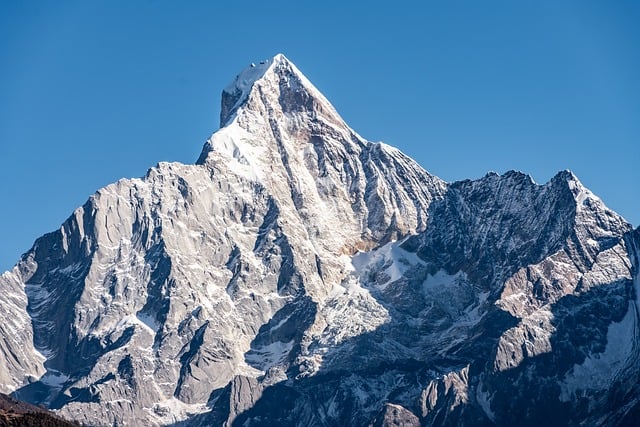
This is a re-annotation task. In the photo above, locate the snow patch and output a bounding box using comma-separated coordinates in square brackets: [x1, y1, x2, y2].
[206, 125, 265, 181]
[39, 369, 69, 389]
[352, 238, 424, 290]
[147, 397, 209, 425]
[567, 174, 601, 212]
[224, 59, 274, 99]
[235, 361, 264, 379]
[245, 340, 294, 371]
[422, 270, 467, 293]
[135, 312, 160, 334]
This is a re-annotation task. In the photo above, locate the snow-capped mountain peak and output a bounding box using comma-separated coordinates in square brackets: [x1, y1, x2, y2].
[218, 53, 342, 129]
[197, 53, 359, 180]
[0, 55, 638, 427]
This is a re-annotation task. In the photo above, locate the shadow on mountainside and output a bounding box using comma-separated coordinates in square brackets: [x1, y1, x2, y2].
[12, 202, 98, 406]
[217, 232, 636, 427]
[14, 215, 173, 410]
[169, 174, 640, 426]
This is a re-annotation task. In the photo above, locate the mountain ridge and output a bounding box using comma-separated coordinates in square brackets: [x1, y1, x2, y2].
[0, 54, 638, 426]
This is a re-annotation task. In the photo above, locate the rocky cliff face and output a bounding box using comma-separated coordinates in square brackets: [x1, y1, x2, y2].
[0, 54, 637, 426]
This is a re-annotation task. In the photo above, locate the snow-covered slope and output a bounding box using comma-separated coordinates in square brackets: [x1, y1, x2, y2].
[0, 54, 638, 427]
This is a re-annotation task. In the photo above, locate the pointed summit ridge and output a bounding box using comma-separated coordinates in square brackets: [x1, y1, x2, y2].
[220, 55, 281, 123]
[198, 53, 363, 172]
[197, 53, 445, 247]
[219, 53, 341, 128]
[222, 53, 289, 98]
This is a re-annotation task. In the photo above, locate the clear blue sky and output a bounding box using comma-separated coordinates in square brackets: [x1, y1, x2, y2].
[1, 1, 638, 272]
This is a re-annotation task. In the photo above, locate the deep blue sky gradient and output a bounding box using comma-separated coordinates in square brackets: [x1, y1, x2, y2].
[1, 1, 638, 271]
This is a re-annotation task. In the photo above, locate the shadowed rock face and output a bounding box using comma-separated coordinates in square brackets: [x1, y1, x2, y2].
[0, 54, 638, 427]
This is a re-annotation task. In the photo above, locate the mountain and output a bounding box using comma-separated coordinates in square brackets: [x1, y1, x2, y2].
[0, 53, 638, 426]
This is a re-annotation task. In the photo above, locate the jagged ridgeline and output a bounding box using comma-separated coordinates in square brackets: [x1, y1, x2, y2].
[0, 54, 638, 427]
